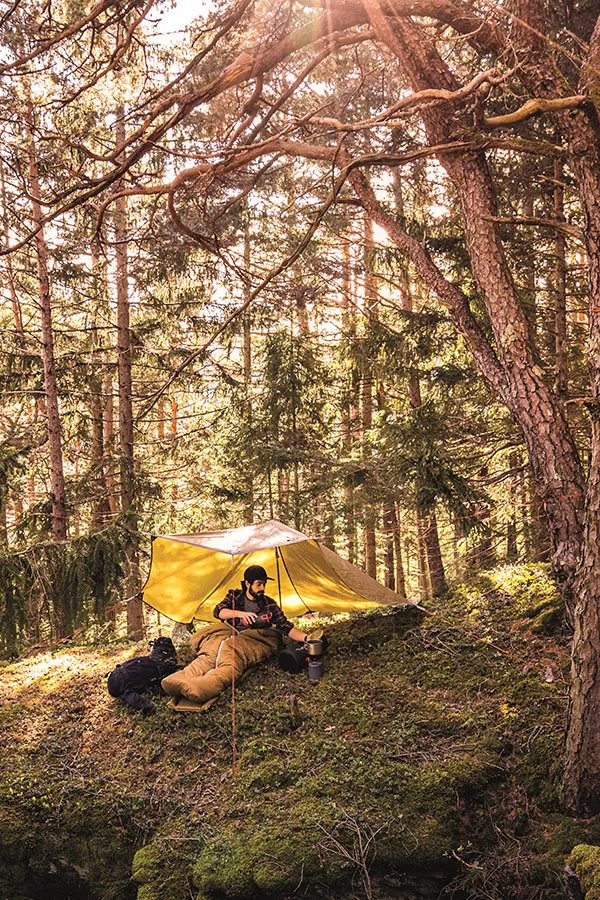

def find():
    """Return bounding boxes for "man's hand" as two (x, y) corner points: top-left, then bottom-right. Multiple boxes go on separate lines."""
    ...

(239, 611), (258, 626)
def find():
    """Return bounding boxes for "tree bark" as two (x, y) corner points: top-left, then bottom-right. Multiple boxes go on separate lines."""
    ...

(564, 410), (600, 814)
(521, 191), (537, 334)
(362, 212), (377, 578)
(506, 451), (519, 562)
(553, 157), (569, 402)
(25, 106), (68, 542)
(0, 161), (24, 337)
(243, 209), (254, 525)
(342, 238), (358, 563)
(90, 239), (113, 529)
(103, 370), (119, 518)
(392, 505), (407, 601)
(114, 106), (142, 639)
(423, 510), (448, 596)
(382, 503), (395, 591)
(416, 512), (431, 601)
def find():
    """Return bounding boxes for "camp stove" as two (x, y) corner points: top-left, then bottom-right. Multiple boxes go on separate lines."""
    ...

(278, 630), (327, 681)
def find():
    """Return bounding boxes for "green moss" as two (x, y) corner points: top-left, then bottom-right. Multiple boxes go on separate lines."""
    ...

(132, 845), (164, 884)
(193, 837), (256, 897)
(0, 808), (35, 854)
(132, 841), (198, 900)
(567, 845), (600, 898)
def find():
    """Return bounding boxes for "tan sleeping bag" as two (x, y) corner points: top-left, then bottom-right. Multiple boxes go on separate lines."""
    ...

(161, 623), (279, 706)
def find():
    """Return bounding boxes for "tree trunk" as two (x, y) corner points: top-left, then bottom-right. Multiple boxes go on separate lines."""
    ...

(521, 191), (537, 333)
(90, 240), (113, 529)
(170, 398), (179, 516)
(416, 513), (431, 602)
(423, 510), (448, 596)
(342, 239), (357, 563)
(114, 107), (142, 639)
(243, 210), (254, 524)
(25, 106), (68, 542)
(564, 412), (600, 814)
(362, 213), (377, 578)
(506, 452), (519, 562)
(553, 157), (569, 402)
(392, 505), (407, 601)
(0, 161), (24, 337)
(103, 371), (119, 517)
(382, 503), (395, 591)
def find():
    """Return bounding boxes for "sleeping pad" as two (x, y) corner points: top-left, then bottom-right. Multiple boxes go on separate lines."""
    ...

(161, 622), (280, 705)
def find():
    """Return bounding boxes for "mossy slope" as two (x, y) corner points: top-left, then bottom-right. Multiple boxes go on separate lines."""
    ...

(1, 563), (598, 899)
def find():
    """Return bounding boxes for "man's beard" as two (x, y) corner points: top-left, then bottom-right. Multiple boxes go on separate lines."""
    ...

(249, 587), (265, 600)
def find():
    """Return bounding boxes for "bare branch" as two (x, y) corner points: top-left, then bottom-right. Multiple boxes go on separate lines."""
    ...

(303, 68), (508, 131)
(488, 215), (583, 242)
(484, 95), (587, 127)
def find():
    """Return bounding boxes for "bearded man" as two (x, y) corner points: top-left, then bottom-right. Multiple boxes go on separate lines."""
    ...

(161, 565), (308, 708)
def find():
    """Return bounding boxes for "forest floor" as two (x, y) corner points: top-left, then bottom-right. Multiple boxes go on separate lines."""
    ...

(1, 564), (600, 900)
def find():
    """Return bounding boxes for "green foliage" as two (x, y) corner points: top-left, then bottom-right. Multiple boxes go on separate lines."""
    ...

(0, 526), (126, 656)
(382, 399), (489, 528)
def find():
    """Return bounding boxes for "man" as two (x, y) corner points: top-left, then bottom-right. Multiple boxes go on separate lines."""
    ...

(161, 565), (309, 708)
(214, 565), (309, 641)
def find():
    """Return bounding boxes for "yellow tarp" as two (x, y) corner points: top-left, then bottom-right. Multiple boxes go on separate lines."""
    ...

(142, 522), (401, 623)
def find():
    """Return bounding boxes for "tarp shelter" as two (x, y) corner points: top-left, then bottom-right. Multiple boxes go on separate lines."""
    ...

(142, 519), (404, 623)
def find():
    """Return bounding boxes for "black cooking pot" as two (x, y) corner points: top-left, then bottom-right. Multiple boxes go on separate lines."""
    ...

(278, 643), (309, 674)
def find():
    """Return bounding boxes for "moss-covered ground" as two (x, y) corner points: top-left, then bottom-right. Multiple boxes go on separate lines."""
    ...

(2, 563), (600, 900)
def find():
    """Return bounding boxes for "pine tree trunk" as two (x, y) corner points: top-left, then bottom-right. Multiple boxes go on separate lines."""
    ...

(90, 241), (112, 529)
(90, 390), (109, 529)
(382, 503), (395, 591)
(114, 108), (142, 639)
(452, 521), (462, 583)
(342, 239), (357, 563)
(521, 192), (537, 332)
(506, 452), (519, 562)
(25, 106), (68, 542)
(362, 213), (377, 578)
(416, 513), (431, 601)
(170, 398), (179, 515)
(392, 505), (407, 601)
(0, 161), (24, 336)
(564, 411), (600, 814)
(559, 14), (600, 813)
(553, 157), (569, 402)
(423, 510), (448, 596)
(103, 371), (119, 517)
(243, 212), (254, 524)
(0, 486), (7, 545)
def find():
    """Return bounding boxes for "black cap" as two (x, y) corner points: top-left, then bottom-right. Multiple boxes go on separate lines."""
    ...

(244, 565), (273, 584)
